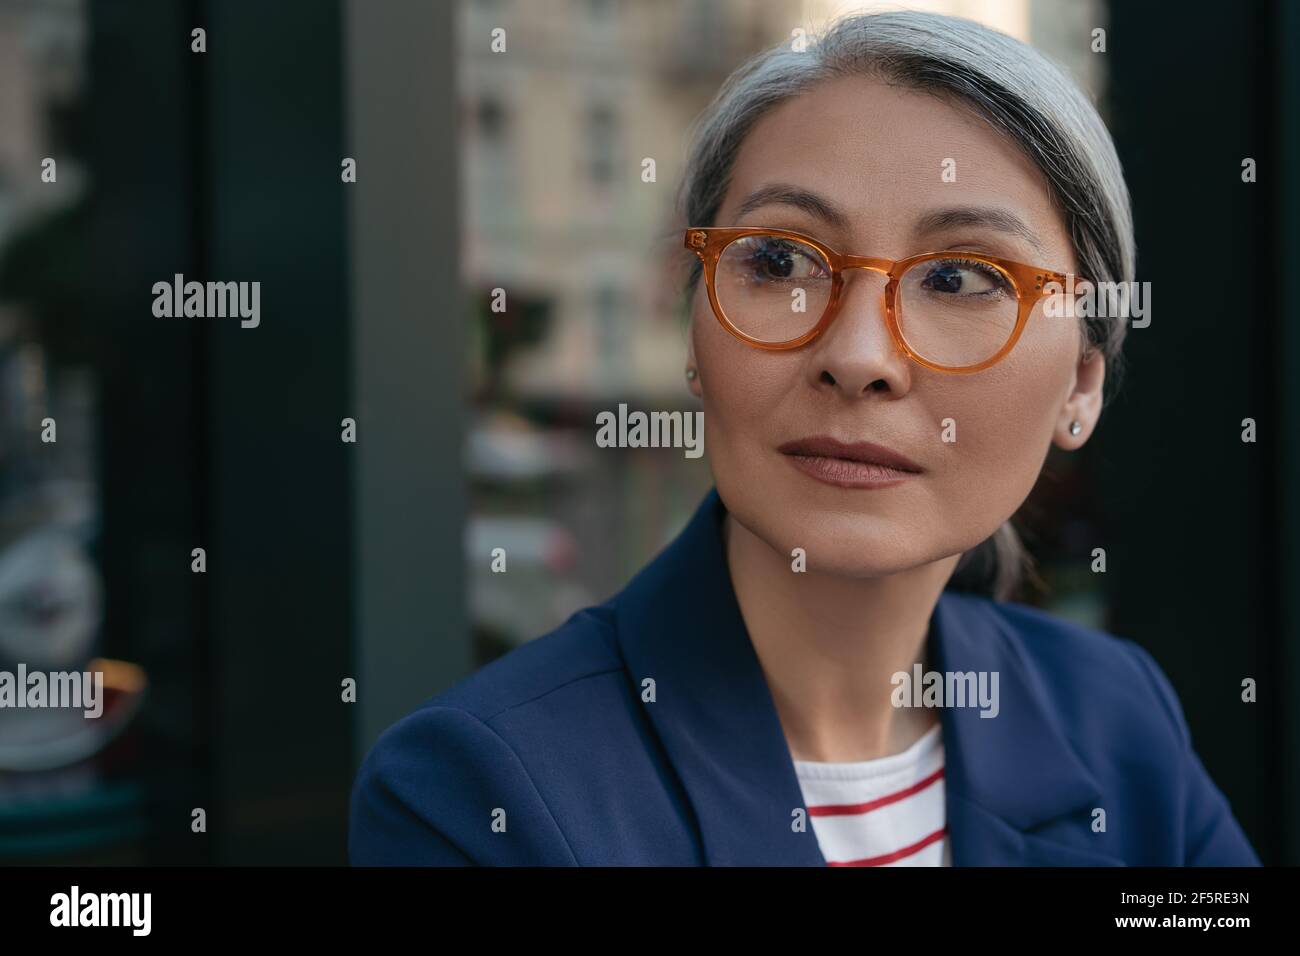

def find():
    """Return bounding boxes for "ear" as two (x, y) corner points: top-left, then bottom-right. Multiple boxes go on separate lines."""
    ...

(685, 329), (703, 398)
(1054, 344), (1105, 449)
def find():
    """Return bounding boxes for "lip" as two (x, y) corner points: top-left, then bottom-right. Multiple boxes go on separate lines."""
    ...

(778, 435), (923, 489)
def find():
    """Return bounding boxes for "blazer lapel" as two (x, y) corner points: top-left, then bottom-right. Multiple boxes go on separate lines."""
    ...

(614, 489), (825, 865)
(930, 591), (1126, 866)
(614, 488), (1125, 866)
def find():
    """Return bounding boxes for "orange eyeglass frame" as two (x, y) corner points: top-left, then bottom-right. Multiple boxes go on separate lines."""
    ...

(684, 226), (1073, 373)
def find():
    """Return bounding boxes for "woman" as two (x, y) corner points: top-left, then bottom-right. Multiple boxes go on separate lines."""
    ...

(349, 11), (1259, 866)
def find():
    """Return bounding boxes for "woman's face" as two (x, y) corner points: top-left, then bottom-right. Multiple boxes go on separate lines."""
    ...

(688, 74), (1106, 577)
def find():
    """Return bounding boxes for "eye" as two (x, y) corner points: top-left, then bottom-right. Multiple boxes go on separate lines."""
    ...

(731, 236), (829, 284)
(917, 259), (1011, 297)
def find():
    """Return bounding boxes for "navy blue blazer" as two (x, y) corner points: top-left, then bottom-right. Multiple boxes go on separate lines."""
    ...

(349, 489), (1260, 866)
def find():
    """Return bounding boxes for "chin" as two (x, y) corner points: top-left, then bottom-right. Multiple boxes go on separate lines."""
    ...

(796, 524), (943, 578)
(729, 498), (944, 578)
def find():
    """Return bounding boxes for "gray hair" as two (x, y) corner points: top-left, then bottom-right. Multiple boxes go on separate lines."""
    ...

(677, 10), (1136, 600)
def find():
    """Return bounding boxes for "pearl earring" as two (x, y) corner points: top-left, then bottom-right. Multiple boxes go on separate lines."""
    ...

(1069, 420), (1081, 436)
(685, 368), (698, 381)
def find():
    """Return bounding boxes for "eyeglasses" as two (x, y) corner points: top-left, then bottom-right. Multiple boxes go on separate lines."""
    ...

(685, 226), (1072, 373)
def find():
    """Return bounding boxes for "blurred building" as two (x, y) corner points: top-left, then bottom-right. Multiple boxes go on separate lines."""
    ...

(460, 0), (780, 404)
(0, 0), (87, 240)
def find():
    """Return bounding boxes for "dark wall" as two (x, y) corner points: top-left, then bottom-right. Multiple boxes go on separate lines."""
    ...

(89, 0), (354, 864)
(1101, 0), (1298, 864)
(89, 0), (209, 865)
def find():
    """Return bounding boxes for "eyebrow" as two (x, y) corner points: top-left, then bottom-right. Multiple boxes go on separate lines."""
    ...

(734, 185), (1047, 256)
(913, 206), (1045, 255)
(734, 183), (851, 230)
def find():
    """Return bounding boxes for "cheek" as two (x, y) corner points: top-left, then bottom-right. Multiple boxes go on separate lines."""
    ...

(691, 300), (807, 509)
(931, 314), (1078, 501)
(692, 297), (793, 439)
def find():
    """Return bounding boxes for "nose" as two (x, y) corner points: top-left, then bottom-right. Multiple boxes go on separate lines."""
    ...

(806, 267), (914, 397)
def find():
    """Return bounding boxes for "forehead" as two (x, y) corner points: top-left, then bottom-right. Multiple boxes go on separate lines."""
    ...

(720, 73), (1065, 251)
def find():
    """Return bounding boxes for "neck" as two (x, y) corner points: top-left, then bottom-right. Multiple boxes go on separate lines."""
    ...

(724, 512), (960, 764)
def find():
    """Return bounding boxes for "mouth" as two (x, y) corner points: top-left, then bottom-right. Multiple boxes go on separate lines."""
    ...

(777, 435), (924, 489)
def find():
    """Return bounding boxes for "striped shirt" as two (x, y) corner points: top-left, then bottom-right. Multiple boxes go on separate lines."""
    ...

(795, 722), (950, 866)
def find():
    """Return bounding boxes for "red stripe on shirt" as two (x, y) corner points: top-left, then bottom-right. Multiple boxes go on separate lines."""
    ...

(807, 766), (945, 817)
(825, 826), (948, 867)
